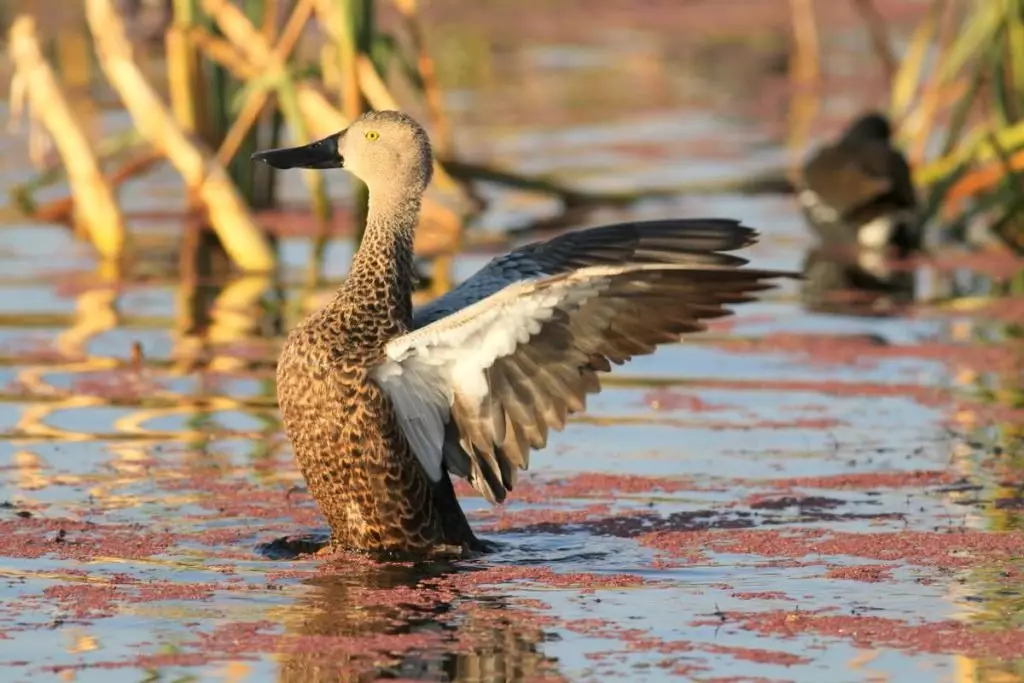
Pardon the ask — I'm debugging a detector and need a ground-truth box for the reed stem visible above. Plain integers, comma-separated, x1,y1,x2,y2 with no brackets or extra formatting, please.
9,15,126,261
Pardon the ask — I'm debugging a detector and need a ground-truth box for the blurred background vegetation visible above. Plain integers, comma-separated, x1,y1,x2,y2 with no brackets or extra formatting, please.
7,0,1024,286
3,0,1024,347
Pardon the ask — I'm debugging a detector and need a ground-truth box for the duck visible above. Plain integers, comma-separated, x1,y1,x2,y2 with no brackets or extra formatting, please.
253,110,797,559
796,112,921,256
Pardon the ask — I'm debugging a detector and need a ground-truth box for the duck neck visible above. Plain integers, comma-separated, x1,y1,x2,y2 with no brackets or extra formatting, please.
342,186,420,328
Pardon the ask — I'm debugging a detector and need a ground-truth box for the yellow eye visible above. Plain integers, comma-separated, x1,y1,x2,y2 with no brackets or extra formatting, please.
365,130,379,141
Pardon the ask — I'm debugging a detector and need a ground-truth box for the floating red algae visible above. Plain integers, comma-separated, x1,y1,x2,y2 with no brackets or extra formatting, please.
724,333,1024,376
977,296,1024,324
734,418,844,431
682,378,948,406
41,584,119,619
187,527,263,547
166,478,323,527
716,610,1024,660
730,591,794,601
804,530,1024,568
705,313,781,333
39,581,221,620
754,470,959,492
701,644,810,667
430,566,654,593
751,559,824,570
457,472,713,504
824,564,896,582
641,527,1024,570
68,370,158,401
638,530,711,565
925,249,1024,280
49,617,448,672
516,472,711,500
571,626,810,668
724,333,890,367
0,518,175,561
742,495,847,510
642,389,732,412
476,503,622,532
701,678,796,683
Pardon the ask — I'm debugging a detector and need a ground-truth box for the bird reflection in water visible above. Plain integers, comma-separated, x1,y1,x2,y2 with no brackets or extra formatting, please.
274,561,559,683
799,246,917,317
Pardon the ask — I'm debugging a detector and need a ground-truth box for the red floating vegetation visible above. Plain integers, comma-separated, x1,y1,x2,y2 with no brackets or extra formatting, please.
754,469,958,492
682,378,948,406
476,503,620,532
720,333,1024,377
642,389,732,412
730,591,794,601
0,518,175,562
701,643,810,667
742,494,847,510
430,565,655,594
925,250,1024,281
68,370,157,401
459,471,713,503
823,564,896,583
640,527,1024,570
45,617,449,673
572,626,811,669
39,581,221,620
716,610,1024,660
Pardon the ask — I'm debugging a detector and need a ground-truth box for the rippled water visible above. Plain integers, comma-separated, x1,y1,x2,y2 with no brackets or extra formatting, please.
1,3,1024,682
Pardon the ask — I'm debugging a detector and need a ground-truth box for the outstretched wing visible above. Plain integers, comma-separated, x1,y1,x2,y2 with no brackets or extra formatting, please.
375,259,794,503
411,218,759,330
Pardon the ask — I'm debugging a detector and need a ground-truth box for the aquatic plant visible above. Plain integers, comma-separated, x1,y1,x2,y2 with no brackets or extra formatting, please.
6,0,469,279
890,0,1024,250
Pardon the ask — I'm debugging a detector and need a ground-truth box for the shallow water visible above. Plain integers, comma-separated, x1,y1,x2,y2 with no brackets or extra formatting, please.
2,3,1024,682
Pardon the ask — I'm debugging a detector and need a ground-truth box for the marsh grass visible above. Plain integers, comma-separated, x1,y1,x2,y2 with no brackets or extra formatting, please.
890,0,1024,251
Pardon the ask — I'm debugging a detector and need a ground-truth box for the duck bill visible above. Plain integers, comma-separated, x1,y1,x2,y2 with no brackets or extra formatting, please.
251,133,343,169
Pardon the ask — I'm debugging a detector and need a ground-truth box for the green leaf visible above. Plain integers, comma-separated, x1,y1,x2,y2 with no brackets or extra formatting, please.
370,32,399,76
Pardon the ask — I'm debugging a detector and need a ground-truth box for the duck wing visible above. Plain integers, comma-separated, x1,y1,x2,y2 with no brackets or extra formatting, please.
411,218,759,330
375,255,796,504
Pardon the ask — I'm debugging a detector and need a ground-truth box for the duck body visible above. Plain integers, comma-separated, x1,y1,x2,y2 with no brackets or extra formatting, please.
797,112,921,255
256,110,796,559
275,213,482,557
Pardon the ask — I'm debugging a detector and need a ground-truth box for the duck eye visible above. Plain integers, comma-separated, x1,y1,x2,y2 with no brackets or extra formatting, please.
365,131,379,141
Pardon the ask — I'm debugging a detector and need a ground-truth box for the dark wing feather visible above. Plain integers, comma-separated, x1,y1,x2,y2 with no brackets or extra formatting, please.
411,219,758,329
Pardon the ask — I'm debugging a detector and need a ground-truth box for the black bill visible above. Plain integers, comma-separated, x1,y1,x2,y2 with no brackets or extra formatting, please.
251,132,343,169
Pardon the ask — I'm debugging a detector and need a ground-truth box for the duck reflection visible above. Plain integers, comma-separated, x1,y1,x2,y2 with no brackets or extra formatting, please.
275,562,558,683
799,246,916,317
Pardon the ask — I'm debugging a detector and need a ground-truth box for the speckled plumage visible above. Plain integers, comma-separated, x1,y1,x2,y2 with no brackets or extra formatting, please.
255,110,797,559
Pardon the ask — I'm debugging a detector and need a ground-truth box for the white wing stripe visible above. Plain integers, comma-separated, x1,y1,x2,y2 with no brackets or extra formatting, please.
373,359,451,482
374,271,617,485
374,263,738,490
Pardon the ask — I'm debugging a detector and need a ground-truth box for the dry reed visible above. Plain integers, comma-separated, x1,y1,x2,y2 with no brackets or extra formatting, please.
8,15,126,261
86,0,276,273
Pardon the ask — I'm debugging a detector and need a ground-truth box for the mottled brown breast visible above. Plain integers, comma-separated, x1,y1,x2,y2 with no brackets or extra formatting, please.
275,309,447,553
